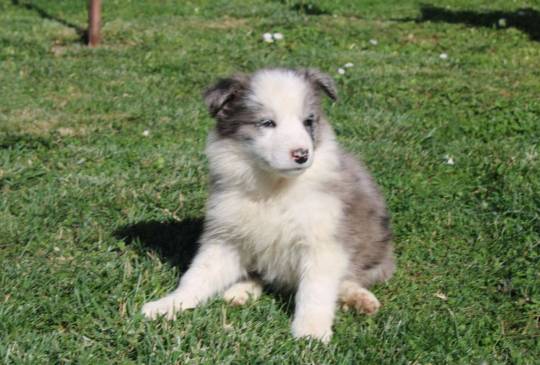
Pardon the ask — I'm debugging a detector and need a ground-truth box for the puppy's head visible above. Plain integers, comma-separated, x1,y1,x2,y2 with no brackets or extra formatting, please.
204,68,337,177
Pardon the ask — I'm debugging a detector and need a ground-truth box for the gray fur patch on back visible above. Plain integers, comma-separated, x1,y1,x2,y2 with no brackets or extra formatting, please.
333,151,395,287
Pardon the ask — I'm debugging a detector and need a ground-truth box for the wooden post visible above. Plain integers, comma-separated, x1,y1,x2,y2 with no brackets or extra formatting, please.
88,0,101,47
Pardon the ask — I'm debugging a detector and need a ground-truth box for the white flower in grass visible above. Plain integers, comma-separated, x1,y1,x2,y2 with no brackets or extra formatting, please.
337,68,345,75
273,32,284,41
498,18,507,27
369,39,378,45
525,150,537,161
434,291,448,301
439,52,448,60
344,62,354,68
142,130,150,137
262,33,274,43
444,154,454,165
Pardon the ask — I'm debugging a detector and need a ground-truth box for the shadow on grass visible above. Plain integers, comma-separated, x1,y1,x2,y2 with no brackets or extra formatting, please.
11,0,88,43
272,0,329,16
0,133,54,150
289,2,330,16
114,218,202,271
400,4,540,42
266,286,296,315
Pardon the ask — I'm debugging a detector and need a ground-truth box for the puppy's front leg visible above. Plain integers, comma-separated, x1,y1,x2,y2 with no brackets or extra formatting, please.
142,240,245,320
292,246,347,343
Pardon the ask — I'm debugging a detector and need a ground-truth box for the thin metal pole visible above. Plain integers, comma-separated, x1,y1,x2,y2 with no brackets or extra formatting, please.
88,0,101,47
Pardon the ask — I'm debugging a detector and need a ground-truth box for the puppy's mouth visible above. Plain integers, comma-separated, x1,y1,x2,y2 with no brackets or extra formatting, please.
275,166,309,177
251,153,312,177
278,167,306,172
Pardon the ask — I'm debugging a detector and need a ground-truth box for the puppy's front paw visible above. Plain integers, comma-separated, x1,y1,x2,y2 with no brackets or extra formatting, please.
291,316,333,344
141,297,179,320
141,295,196,320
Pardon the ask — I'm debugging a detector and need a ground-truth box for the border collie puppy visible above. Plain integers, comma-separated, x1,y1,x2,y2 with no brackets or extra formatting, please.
142,68,395,342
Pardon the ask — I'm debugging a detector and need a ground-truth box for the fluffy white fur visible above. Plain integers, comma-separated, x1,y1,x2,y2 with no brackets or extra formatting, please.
141,69,389,343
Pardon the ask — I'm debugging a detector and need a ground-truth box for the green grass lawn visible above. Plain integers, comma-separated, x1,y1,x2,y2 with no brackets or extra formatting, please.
1,0,539,363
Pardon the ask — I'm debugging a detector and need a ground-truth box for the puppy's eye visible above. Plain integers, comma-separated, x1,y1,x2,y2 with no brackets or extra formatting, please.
258,119,276,128
303,115,315,128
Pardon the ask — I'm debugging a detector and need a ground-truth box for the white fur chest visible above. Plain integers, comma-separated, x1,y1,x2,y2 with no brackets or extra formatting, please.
205,183,343,287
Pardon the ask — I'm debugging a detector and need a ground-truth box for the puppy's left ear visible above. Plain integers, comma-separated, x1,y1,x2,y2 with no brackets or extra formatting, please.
301,68,338,101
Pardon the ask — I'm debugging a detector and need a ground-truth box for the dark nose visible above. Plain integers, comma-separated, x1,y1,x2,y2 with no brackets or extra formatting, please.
291,148,309,164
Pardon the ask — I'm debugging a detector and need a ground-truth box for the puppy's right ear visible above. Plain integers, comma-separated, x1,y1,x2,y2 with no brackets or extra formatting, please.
301,68,338,101
203,74,249,118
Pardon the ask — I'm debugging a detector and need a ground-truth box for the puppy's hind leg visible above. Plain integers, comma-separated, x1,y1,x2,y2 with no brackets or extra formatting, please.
223,278,263,306
339,280,381,315
142,240,246,320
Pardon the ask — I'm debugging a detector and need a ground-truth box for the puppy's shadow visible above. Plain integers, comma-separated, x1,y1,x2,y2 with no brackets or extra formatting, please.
114,218,203,272
265,286,296,316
